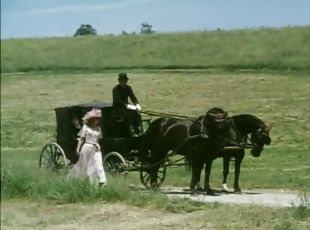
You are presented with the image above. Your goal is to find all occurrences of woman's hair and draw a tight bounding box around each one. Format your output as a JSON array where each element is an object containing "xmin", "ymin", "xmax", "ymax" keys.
[{"xmin": 84, "ymin": 117, "xmax": 99, "ymax": 126}]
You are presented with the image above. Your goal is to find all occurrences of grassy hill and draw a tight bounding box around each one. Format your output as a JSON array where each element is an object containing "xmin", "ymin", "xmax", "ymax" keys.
[{"xmin": 1, "ymin": 26, "xmax": 310, "ymax": 73}]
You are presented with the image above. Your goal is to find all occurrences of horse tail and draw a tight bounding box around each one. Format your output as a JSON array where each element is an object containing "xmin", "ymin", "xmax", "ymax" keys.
[
  {"xmin": 137, "ymin": 117, "xmax": 171, "ymax": 162},
  {"xmin": 184, "ymin": 156, "xmax": 191, "ymax": 172}
]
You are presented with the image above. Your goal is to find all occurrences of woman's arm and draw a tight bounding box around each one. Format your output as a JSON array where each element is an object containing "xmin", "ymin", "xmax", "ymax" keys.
[
  {"xmin": 76, "ymin": 137, "xmax": 85, "ymax": 155},
  {"xmin": 76, "ymin": 125, "xmax": 87, "ymax": 154}
]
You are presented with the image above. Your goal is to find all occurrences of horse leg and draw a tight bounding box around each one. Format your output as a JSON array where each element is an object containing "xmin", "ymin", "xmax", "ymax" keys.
[
  {"xmin": 222, "ymin": 156, "xmax": 230, "ymax": 193},
  {"xmin": 150, "ymin": 163, "xmax": 161, "ymax": 189},
  {"xmin": 190, "ymin": 160, "xmax": 204, "ymax": 191},
  {"xmin": 138, "ymin": 143, "xmax": 150, "ymax": 164},
  {"xmin": 204, "ymin": 159, "xmax": 215, "ymax": 195},
  {"xmin": 149, "ymin": 149, "xmax": 168, "ymax": 189},
  {"xmin": 233, "ymin": 151, "xmax": 245, "ymax": 194}
]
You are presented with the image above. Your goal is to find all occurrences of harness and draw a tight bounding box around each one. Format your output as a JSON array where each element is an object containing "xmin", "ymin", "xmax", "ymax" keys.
[
  {"xmin": 172, "ymin": 117, "xmax": 209, "ymax": 154},
  {"xmin": 186, "ymin": 116, "xmax": 209, "ymax": 141},
  {"xmin": 225, "ymin": 118, "xmax": 242, "ymax": 146},
  {"xmin": 225, "ymin": 118, "xmax": 255, "ymax": 149}
]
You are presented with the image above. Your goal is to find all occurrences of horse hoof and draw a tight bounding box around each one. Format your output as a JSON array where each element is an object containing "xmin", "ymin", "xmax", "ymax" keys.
[
  {"xmin": 205, "ymin": 189, "xmax": 216, "ymax": 196},
  {"xmin": 189, "ymin": 187, "xmax": 202, "ymax": 194},
  {"xmin": 222, "ymin": 183, "xmax": 229, "ymax": 193},
  {"xmin": 197, "ymin": 187, "xmax": 204, "ymax": 192},
  {"xmin": 234, "ymin": 189, "xmax": 242, "ymax": 194},
  {"xmin": 190, "ymin": 190, "xmax": 199, "ymax": 196},
  {"xmin": 190, "ymin": 182, "xmax": 203, "ymax": 192}
]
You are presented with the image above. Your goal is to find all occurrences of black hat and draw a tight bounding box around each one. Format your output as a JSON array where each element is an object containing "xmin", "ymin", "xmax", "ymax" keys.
[{"xmin": 118, "ymin": 73, "xmax": 128, "ymax": 80}]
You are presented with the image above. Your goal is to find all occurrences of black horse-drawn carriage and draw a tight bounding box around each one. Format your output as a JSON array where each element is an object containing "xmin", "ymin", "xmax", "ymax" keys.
[
  {"xmin": 39, "ymin": 102, "xmax": 272, "ymax": 192},
  {"xmin": 39, "ymin": 102, "xmax": 176, "ymax": 187}
]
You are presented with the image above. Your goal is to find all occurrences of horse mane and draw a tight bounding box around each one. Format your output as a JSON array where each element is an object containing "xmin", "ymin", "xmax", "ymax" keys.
[
  {"xmin": 206, "ymin": 107, "xmax": 226, "ymax": 116},
  {"xmin": 234, "ymin": 114, "xmax": 265, "ymax": 125},
  {"xmin": 229, "ymin": 114, "xmax": 266, "ymax": 136}
]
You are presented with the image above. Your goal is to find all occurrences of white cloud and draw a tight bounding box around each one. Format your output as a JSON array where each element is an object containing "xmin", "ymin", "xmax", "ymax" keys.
[{"xmin": 22, "ymin": 0, "xmax": 152, "ymax": 16}]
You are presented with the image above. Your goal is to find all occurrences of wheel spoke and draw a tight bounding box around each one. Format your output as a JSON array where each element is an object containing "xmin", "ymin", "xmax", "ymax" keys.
[
  {"xmin": 144, "ymin": 174, "xmax": 151, "ymax": 186},
  {"xmin": 42, "ymin": 148, "xmax": 53, "ymax": 167},
  {"xmin": 49, "ymin": 145, "xmax": 54, "ymax": 155},
  {"xmin": 104, "ymin": 153, "xmax": 127, "ymax": 176},
  {"xmin": 40, "ymin": 143, "xmax": 67, "ymax": 171},
  {"xmin": 142, "ymin": 172, "xmax": 149, "ymax": 180}
]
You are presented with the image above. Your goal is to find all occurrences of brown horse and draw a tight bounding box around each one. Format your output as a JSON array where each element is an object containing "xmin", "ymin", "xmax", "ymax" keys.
[
  {"xmin": 138, "ymin": 107, "xmax": 229, "ymax": 194},
  {"xmin": 179, "ymin": 113, "xmax": 272, "ymax": 194},
  {"xmin": 220, "ymin": 114, "xmax": 272, "ymax": 193}
]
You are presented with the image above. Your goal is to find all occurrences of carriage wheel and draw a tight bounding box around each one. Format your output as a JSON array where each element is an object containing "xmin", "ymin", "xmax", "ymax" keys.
[
  {"xmin": 103, "ymin": 152, "xmax": 127, "ymax": 176},
  {"xmin": 140, "ymin": 162, "xmax": 167, "ymax": 189},
  {"xmin": 39, "ymin": 142, "xmax": 68, "ymax": 171}
]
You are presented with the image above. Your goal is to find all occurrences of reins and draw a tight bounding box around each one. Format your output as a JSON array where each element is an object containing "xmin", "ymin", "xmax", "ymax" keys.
[{"xmin": 141, "ymin": 109, "xmax": 195, "ymax": 120}]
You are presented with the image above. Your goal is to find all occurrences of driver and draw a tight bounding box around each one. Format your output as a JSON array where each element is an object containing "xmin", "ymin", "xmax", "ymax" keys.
[{"xmin": 112, "ymin": 73, "xmax": 142, "ymax": 136}]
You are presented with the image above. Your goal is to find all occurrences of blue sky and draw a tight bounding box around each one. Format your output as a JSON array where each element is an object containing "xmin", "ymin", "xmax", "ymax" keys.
[{"xmin": 1, "ymin": 0, "xmax": 310, "ymax": 39}]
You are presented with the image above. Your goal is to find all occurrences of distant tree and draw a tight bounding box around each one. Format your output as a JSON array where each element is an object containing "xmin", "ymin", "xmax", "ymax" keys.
[
  {"xmin": 122, "ymin": 30, "xmax": 128, "ymax": 35},
  {"xmin": 140, "ymin": 23, "xmax": 154, "ymax": 34},
  {"xmin": 74, "ymin": 24, "xmax": 97, "ymax": 36}
]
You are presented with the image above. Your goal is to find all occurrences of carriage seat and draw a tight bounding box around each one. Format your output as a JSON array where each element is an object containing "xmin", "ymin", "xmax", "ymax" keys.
[{"xmin": 111, "ymin": 109, "xmax": 143, "ymax": 138}]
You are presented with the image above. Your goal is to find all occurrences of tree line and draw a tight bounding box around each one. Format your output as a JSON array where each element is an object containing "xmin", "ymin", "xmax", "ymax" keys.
[{"xmin": 74, "ymin": 23, "xmax": 154, "ymax": 36}]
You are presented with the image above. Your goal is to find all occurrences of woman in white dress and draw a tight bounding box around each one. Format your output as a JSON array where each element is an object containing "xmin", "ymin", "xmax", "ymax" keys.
[{"xmin": 71, "ymin": 108, "xmax": 107, "ymax": 186}]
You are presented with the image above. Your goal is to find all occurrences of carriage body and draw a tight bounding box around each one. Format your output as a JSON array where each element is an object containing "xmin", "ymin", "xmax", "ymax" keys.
[{"xmin": 39, "ymin": 102, "xmax": 143, "ymax": 170}]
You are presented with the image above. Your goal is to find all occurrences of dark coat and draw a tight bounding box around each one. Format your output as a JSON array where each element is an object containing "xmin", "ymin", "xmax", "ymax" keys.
[{"xmin": 112, "ymin": 84, "xmax": 138, "ymax": 108}]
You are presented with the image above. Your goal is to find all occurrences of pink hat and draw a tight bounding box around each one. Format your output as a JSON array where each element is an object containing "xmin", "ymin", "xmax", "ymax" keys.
[{"xmin": 82, "ymin": 108, "xmax": 102, "ymax": 123}]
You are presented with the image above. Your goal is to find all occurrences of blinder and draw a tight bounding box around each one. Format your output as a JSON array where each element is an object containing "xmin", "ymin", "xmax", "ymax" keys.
[{"xmin": 255, "ymin": 128, "xmax": 271, "ymax": 145}]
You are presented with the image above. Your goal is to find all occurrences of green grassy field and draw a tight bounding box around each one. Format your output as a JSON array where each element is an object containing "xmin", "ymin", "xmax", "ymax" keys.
[
  {"xmin": 1, "ymin": 27, "xmax": 310, "ymax": 228},
  {"xmin": 1, "ymin": 70, "xmax": 310, "ymax": 229},
  {"xmin": 2, "ymin": 26, "xmax": 310, "ymax": 73},
  {"xmin": 1, "ymin": 71, "xmax": 310, "ymax": 190}
]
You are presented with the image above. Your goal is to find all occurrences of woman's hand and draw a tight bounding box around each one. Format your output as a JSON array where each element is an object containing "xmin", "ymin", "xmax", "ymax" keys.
[{"xmin": 76, "ymin": 138, "xmax": 85, "ymax": 157}]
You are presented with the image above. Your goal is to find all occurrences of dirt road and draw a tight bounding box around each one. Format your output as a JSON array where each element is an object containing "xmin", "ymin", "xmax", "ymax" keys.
[{"xmin": 162, "ymin": 187, "xmax": 302, "ymax": 207}]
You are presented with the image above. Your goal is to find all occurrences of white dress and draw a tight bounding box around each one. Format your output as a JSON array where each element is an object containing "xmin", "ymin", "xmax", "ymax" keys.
[{"xmin": 71, "ymin": 124, "xmax": 107, "ymax": 185}]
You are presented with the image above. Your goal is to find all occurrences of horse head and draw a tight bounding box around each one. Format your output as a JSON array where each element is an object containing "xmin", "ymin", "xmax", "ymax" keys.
[
  {"xmin": 250, "ymin": 122, "xmax": 272, "ymax": 157},
  {"xmin": 205, "ymin": 107, "xmax": 227, "ymax": 126},
  {"xmin": 205, "ymin": 107, "xmax": 228, "ymax": 130},
  {"xmin": 204, "ymin": 107, "xmax": 229, "ymax": 150}
]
